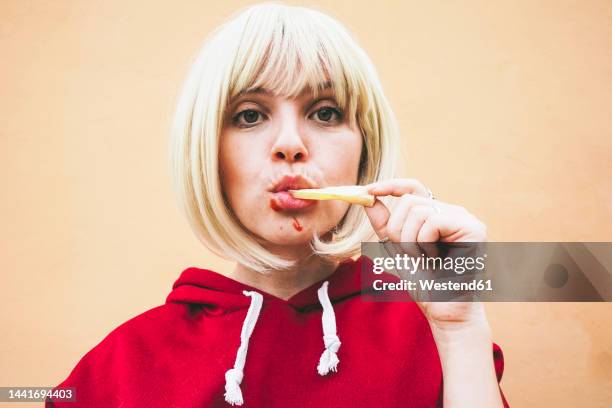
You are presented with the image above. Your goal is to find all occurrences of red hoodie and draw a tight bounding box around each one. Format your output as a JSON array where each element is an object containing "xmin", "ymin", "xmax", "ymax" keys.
[{"xmin": 47, "ymin": 256, "xmax": 509, "ymax": 407}]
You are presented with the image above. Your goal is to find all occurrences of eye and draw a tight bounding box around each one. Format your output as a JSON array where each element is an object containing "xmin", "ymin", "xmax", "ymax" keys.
[
  {"xmin": 233, "ymin": 109, "xmax": 265, "ymax": 128},
  {"xmin": 311, "ymin": 106, "xmax": 343, "ymax": 124}
]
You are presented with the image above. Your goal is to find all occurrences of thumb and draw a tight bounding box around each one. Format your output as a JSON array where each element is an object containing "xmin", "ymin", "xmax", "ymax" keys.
[{"xmin": 364, "ymin": 198, "xmax": 391, "ymax": 240}]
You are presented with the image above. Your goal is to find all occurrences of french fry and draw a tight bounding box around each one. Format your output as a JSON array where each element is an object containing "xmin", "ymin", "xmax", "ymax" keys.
[{"xmin": 289, "ymin": 185, "xmax": 375, "ymax": 207}]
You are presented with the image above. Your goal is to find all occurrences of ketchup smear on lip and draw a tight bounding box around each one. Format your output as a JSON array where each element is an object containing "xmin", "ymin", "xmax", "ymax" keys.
[
  {"xmin": 269, "ymin": 191, "xmax": 315, "ymax": 211},
  {"xmin": 269, "ymin": 199, "xmax": 282, "ymax": 212}
]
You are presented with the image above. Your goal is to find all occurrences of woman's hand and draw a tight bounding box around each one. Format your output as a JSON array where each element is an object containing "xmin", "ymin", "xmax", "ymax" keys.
[
  {"xmin": 365, "ymin": 179, "xmax": 505, "ymax": 408},
  {"xmin": 363, "ymin": 178, "xmax": 489, "ymax": 335}
]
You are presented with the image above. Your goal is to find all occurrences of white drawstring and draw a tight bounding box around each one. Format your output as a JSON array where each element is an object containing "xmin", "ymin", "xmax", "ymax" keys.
[
  {"xmin": 317, "ymin": 281, "xmax": 341, "ymax": 376},
  {"xmin": 224, "ymin": 290, "xmax": 263, "ymax": 406},
  {"xmin": 223, "ymin": 283, "xmax": 341, "ymax": 406}
]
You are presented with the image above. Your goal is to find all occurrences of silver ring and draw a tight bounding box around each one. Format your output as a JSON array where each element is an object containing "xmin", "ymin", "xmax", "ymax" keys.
[
  {"xmin": 379, "ymin": 236, "xmax": 390, "ymax": 243},
  {"xmin": 425, "ymin": 188, "xmax": 436, "ymax": 200}
]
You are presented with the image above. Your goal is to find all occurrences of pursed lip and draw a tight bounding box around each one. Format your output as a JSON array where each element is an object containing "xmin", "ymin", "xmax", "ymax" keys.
[
  {"xmin": 269, "ymin": 175, "xmax": 319, "ymax": 211},
  {"xmin": 270, "ymin": 174, "xmax": 318, "ymax": 192}
]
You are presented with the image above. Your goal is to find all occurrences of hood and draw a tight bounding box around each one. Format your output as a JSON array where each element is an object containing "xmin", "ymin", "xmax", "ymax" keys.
[{"xmin": 165, "ymin": 255, "xmax": 374, "ymax": 311}]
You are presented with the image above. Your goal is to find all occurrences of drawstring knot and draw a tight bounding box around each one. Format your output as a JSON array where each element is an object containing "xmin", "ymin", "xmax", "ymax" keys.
[
  {"xmin": 224, "ymin": 368, "xmax": 244, "ymax": 405},
  {"xmin": 318, "ymin": 334, "xmax": 341, "ymax": 375}
]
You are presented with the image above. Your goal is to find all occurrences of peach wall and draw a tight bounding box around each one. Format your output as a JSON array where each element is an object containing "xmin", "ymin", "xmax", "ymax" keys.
[{"xmin": 1, "ymin": 1, "xmax": 611, "ymax": 407}]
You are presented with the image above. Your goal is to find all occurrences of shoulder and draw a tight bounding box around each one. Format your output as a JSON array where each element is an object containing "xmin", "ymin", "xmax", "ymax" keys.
[
  {"xmin": 79, "ymin": 301, "xmax": 198, "ymax": 359},
  {"xmin": 47, "ymin": 303, "xmax": 193, "ymax": 406}
]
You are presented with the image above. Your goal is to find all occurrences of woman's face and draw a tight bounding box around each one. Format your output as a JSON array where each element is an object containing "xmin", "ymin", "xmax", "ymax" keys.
[{"xmin": 219, "ymin": 87, "xmax": 363, "ymax": 248}]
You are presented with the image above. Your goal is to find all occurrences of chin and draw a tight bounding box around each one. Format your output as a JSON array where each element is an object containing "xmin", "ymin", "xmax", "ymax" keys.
[
  {"xmin": 265, "ymin": 230, "xmax": 312, "ymax": 246},
  {"xmin": 248, "ymin": 214, "xmax": 336, "ymax": 246}
]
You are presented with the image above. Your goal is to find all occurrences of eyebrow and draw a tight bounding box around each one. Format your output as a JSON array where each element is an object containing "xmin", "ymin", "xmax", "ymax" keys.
[
  {"xmin": 236, "ymin": 87, "xmax": 271, "ymax": 97},
  {"xmin": 234, "ymin": 81, "xmax": 334, "ymax": 98}
]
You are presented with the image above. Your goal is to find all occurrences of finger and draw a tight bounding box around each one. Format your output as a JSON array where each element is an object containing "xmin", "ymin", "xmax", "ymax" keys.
[
  {"xmin": 416, "ymin": 214, "xmax": 464, "ymax": 242},
  {"xmin": 363, "ymin": 197, "xmax": 391, "ymax": 240},
  {"xmin": 402, "ymin": 210, "xmax": 440, "ymax": 270},
  {"xmin": 385, "ymin": 195, "xmax": 417, "ymax": 242},
  {"xmin": 401, "ymin": 205, "xmax": 436, "ymax": 242},
  {"xmin": 368, "ymin": 193, "xmax": 463, "ymax": 219},
  {"xmin": 366, "ymin": 178, "xmax": 429, "ymax": 198}
]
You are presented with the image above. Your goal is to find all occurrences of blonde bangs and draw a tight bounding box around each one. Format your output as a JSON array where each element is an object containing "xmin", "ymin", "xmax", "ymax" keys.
[{"xmin": 226, "ymin": 5, "xmax": 363, "ymax": 128}]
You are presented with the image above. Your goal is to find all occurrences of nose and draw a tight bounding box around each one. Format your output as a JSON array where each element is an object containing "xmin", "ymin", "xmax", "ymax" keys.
[
  {"xmin": 272, "ymin": 145, "xmax": 307, "ymax": 162},
  {"xmin": 270, "ymin": 106, "xmax": 309, "ymax": 163}
]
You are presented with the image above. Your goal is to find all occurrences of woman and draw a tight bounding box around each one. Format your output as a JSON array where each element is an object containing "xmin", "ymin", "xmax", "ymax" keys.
[{"xmin": 49, "ymin": 3, "xmax": 508, "ymax": 407}]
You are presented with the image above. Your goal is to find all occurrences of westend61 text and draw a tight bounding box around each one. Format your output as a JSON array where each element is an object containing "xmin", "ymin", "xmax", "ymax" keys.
[{"xmin": 372, "ymin": 279, "xmax": 493, "ymax": 292}]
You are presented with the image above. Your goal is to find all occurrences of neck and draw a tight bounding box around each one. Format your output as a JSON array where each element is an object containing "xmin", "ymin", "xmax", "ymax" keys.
[{"xmin": 228, "ymin": 252, "xmax": 339, "ymax": 300}]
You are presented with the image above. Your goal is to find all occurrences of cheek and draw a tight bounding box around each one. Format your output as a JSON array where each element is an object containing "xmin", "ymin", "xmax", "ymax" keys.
[
  {"xmin": 219, "ymin": 135, "xmax": 255, "ymax": 210},
  {"xmin": 316, "ymin": 132, "xmax": 363, "ymax": 185},
  {"xmin": 219, "ymin": 133, "xmax": 274, "ymax": 234}
]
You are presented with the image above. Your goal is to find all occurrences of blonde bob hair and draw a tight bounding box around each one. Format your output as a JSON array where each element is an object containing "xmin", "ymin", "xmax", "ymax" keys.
[{"xmin": 170, "ymin": 3, "xmax": 400, "ymax": 273}]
